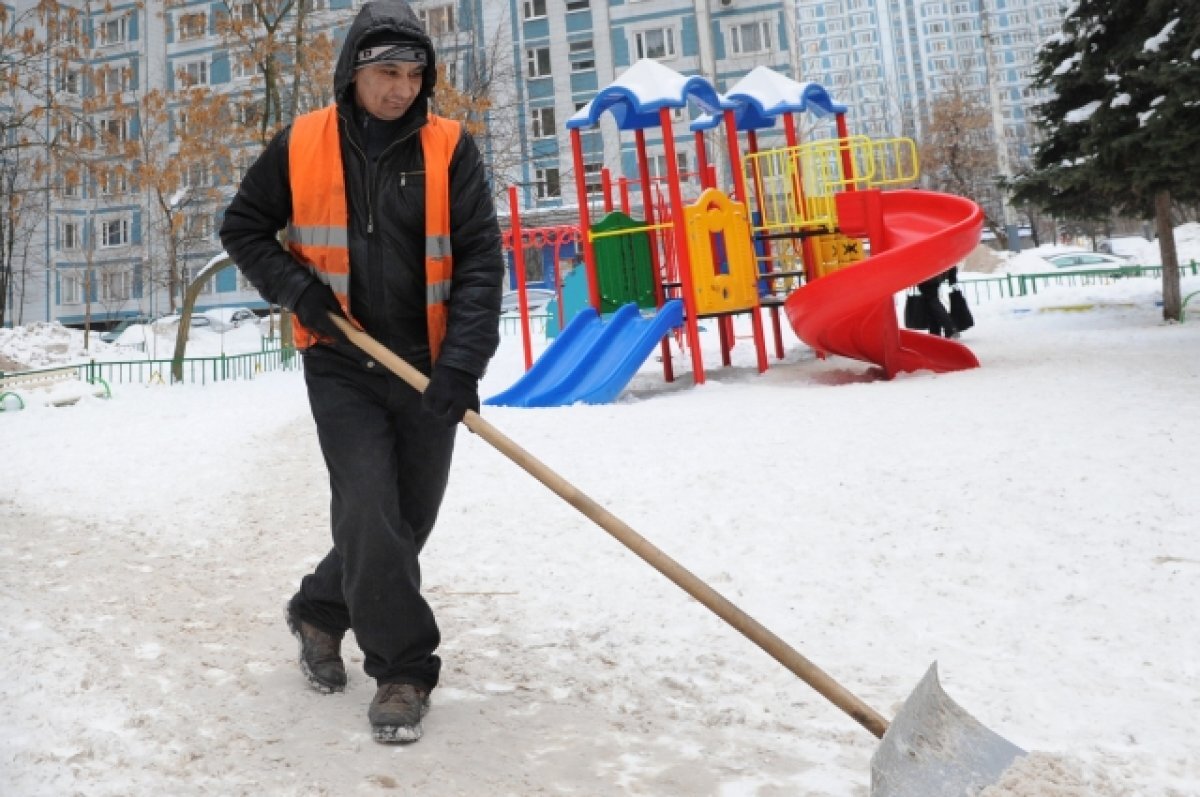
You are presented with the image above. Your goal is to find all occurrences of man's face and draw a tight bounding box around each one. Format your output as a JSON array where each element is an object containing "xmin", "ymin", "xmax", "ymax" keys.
[{"xmin": 353, "ymin": 62, "xmax": 424, "ymax": 121}]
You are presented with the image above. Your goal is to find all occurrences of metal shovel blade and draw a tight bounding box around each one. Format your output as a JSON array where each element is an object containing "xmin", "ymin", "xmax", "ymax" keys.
[{"xmin": 870, "ymin": 663, "xmax": 1025, "ymax": 797}]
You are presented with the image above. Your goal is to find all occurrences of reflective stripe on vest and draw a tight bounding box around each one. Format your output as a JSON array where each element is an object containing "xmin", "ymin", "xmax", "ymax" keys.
[{"xmin": 287, "ymin": 105, "xmax": 461, "ymax": 358}]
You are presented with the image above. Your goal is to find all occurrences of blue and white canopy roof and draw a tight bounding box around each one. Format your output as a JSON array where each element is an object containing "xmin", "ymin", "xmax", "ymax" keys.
[
  {"xmin": 566, "ymin": 58, "xmax": 730, "ymax": 132},
  {"xmin": 689, "ymin": 66, "xmax": 847, "ymax": 132}
]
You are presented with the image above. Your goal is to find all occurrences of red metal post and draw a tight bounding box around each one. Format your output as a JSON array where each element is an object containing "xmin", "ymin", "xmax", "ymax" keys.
[
  {"xmin": 661, "ymin": 107, "xmax": 705, "ymax": 384},
  {"xmin": 570, "ymin": 128, "xmax": 601, "ymax": 312},
  {"xmin": 636, "ymin": 128, "xmax": 674, "ymax": 383},
  {"xmin": 602, "ymin": 166, "xmax": 614, "ymax": 213},
  {"xmin": 507, "ymin": 185, "xmax": 533, "ymax": 371},
  {"xmin": 836, "ymin": 112, "xmax": 856, "ymax": 190}
]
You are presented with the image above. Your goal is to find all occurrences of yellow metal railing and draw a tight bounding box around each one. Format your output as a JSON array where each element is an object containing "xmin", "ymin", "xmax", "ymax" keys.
[{"xmin": 743, "ymin": 135, "xmax": 920, "ymax": 233}]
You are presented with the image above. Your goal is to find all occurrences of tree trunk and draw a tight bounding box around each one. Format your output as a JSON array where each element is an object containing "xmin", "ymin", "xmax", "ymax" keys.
[{"xmin": 1154, "ymin": 189, "xmax": 1181, "ymax": 321}]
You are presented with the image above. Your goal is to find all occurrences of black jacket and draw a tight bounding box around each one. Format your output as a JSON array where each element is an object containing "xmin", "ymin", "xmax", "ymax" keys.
[{"xmin": 219, "ymin": 0, "xmax": 503, "ymax": 378}]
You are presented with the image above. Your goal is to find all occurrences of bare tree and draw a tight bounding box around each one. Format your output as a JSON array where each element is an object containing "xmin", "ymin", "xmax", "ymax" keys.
[
  {"xmin": 424, "ymin": 2, "xmax": 523, "ymax": 203},
  {"xmin": 130, "ymin": 84, "xmax": 237, "ymax": 313},
  {"xmin": 0, "ymin": 1, "xmax": 61, "ymax": 328},
  {"xmin": 917, "ymin": 78, "xmax": 1011, "ymax": 248}
]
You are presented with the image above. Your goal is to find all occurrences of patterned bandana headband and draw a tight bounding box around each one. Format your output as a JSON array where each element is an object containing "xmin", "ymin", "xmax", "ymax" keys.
[{"xmin": 356, "ymin": 41, "xmax": 428, "ymax": 68}]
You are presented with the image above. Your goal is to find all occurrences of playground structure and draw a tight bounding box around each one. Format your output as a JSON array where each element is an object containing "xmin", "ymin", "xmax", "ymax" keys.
[{"xmin": 489, "ymin": 59, "xmax": 983, "ymax": 407}]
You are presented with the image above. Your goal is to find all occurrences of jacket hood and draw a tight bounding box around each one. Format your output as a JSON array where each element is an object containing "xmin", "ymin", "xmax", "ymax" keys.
[{"xmin": 334, "ymin": 0, "xmax": 437, "ymax": 108}]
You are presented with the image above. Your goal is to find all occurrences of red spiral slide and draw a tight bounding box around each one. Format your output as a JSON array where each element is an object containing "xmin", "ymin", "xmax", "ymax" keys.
[{"xmin": 784, "ymin": 189, "xmax": 983, "ymax": 378}]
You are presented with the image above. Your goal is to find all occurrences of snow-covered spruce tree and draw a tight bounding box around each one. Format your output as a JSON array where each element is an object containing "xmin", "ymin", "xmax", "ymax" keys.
[{"xmin": 1013, "ymin": 0, "xmax": 1200, "ymax": 320}]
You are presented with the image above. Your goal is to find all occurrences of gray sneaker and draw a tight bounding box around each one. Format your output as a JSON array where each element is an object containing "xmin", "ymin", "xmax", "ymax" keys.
[
  {"xmin": 369, "ymin": 683, "xmax": 431, "ymax": 743},
  {"xmin": 285, "ymin": 607, "xmax": 347, "ymax": 694}
]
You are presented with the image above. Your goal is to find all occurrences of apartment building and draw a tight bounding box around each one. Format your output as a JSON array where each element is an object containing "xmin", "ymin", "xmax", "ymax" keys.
[
  {"xmin": 797, "ymin": 0, "xmax": 1064, "ymax": 159},
  {"xmin": 4, "ymin": 0, "xmax": 1064, "ymax": 327}
]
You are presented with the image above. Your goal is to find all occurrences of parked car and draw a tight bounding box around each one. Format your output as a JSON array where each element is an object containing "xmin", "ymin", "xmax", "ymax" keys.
[
  {"xmin": 152, "ymin": 313, "xmax": 212, "ymax": 330},
  {"xmin": 202, "ymin": 307, "xmax": 260, "ymax": 332},
  {"xmin": 500, "ymin": 288, "xmax": 556, "ymax": 314},
  {"xmin": 100, "ymin": 315, "xmax": 155, "ymax": 343},
  {"xmin": 1041, "ymin": 252, "xmax": 1130, "ymax": 271},
  {"xmin": 1098, "ymin": 236, "xmax": 1150, "ymax": 259}
]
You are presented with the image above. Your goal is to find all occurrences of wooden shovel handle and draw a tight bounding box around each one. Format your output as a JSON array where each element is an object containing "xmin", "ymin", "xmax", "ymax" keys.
[{"xmin": 331, "ymin": 314, "xmax": 890, "ymax": 739}]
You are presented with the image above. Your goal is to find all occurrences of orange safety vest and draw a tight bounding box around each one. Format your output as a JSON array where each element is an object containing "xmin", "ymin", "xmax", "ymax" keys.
[{"xmin": 286, "ymin": 104, "xmax": 461, "ymax": 360}]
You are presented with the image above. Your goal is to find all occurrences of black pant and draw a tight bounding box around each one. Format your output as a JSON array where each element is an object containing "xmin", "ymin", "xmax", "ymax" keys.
[
  {"xmin": 917, "ymin": 279, "xmax": 957, "ymax": 338},
  {"xmin": 290, "ymin": 348, "xmax": 456, "ymax": 690}
]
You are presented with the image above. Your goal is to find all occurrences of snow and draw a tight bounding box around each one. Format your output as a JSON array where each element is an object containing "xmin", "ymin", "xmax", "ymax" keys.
[
  {"xmin": 1051, "ymin": 54, "xmax": 1080, "ymax": 76},
  {"xmin": 4, "ymin": 269, "xmax": 1200, "ymax": 795},
  {"xmin": 1110, "ymin": 92, "xmax": 1131, "ymax": 107},
  {"xmin": 1143, "ymin": 18, "xmax": 1179, "ymax": 53},
  {"xmin": 1064, "ymin": 100, "xmax": 1102, "ymax": 124},
  {"xmin": 567, "ymin": 58, "xmax": 727, "ymax": 132}
]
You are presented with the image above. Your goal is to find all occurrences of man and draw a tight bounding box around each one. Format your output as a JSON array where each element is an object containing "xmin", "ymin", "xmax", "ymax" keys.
[{"xmin": 219, "ymin": 0, "xmax": 503, "ymax": 743}]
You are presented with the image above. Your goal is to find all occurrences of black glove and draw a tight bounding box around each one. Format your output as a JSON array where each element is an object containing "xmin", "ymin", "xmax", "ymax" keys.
[
  {"xmin": 293, "ymin": 281, "xmax": 348, "ymax": 344},
  {"xmin": 422, "ymin": 365, "xmax": 480, "ymax": 427}
]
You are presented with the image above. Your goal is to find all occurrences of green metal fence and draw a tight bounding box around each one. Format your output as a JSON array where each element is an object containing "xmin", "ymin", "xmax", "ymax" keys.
[
  {"xmin": 55, "ymin": 347, "xmax": 301, "ymax": 388},
  {"xmin": 956, "ymin": 260, "xmax": 1200, "ymax": 306}
]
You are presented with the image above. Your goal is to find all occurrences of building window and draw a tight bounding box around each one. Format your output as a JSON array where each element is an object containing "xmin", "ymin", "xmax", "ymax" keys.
[
  {"xmin": 535, "ymin": 167, "xmax": 560, "ymax": 199},
  {"xmin": 233, "ymin": 2, "xmax": 256, "ymax": 23},
  {"xmin": 729, "ymin": 21, "xmax": 772, "ymax": 55},
  {"xmin": 177, "ymin": 11, "xmax": 207, "ymax": 41},
  {"xmin": 59, "ymin": 119, "xmax": 83, "ymax": 144},
  {"xmin": 635, "ymin": 28, "xmax": 676, "ymax": 60},
  {"xmin": 583, "ymin": 162, "xmax": 602, "ymax": 194},
  {"xmin": 420, "ymin": 4, "xmax": 455, "ymax": 35},
  {"xmin": 100, "ymin": 218, "xmax": 130, "ymax": 248},
  {"xmin": 236, "ymin": 100, "xmax": 262, "ymax": 128},
  {"xmin": 57, "ymin": 68, "xmax": 81, "ymax": 95},
  {"xmin": 97, "ymin": 117, "xmax": 129, "ymax": 143},
  {"xmin": 61, "ymin": 173, "xmax": 81, "ymax": 198},
  {"xmin": 569, "ymin": 39, "xmax": 595, "ymax": 71},
  {"xmin": 56, "ymin": 18, "xmax": 82, "ymax": 45},
  {"xmin": 183, "ymin": 163, "xmax": 211, "ymax": 188},
  {"xmin": 523, "ymin": 0, "xmax": 547, "ymax": 19},
  {"xmin": 187, "ymin": 214, "xmax": 214, "ymax": 241},
  {"xmin": 531, "ymin": 106, "xmax": 556, "ymax": 139},
  {"xmin": 97, "ymin": 16, "xmax": 128, "ymax": 47},
  {"xmin": 101, "ymin": 270, "xmax": 131, "ymax": 301},
  {"xmin": 565, "ymin": 0, "xmax": 589, "ymax": 10},
  {"xmin": 183, "ymin": 266, "xmax": 216, "ymax": 294},
  {"xmin": 649, "ymin": 151, "xmax": 689, "ymax": 179},
  {"xmin": 526, "ymin": 47, "xmax": 551, "ymax": 78},
  {"xmin": 99, "ymin": 169, "xmax": 128, "ymax": 196},
  {"xmin": 98, "ymin": 63, "xmax": 129, "ymax": 95},
  {"xmin": 232, "ymin": 52, "xmax": 258, "ymax": 80},
  {"xmin": 178, "ymin": 59, "xmax": 209, "ymax": 87},
  {"xmin": 61, "ymin": 222, "xmax": 81, "ymax": 250},
  {"xmin": 61, "ymin": 272, "xmax": 84, "ymax": 304}
]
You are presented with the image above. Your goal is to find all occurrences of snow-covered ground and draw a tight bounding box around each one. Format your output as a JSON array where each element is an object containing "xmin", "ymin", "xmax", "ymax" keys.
[{"xmin": 2, "ymin": 271, "xmax": 1199, "ymax": 795}]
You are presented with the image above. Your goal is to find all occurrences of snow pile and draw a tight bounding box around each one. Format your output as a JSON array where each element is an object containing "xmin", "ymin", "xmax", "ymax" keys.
[
  {"xmin": 0, "ymin": 322, "xmax": 124, "ymax": 369},
  {"xmin": 0, "ymin": 318, "xmax": 268, "ymax": 371},
  {"xmin": 979, "ymin": 753, "xmax": 1123, "ymax": 796}
]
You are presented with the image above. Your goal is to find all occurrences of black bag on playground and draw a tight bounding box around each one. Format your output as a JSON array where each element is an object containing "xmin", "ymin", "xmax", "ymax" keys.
[
  {"xmin": 904, "ymin": 290, "xmax": 929, "ymax": 330},
  {"xmin": 949, "ymin": 287, "xmax": 974, "ymax": 332}
]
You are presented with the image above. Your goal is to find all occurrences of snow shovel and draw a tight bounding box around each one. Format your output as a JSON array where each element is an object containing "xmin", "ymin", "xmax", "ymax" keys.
[{"xmin": 332, "ymin": 315, "xmax": 1026, "ymax": 795}]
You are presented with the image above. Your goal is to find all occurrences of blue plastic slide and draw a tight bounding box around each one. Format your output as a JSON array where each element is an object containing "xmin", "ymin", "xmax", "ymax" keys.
[{"xmin": 486, "ymin": 300, "xmax": 684, "ymax": 407}]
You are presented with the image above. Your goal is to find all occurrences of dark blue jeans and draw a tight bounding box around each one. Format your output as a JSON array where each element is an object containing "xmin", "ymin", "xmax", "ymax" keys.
[{"xmin": 290, "ymin": 347, "xmax": 456, "ymax": 691}]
